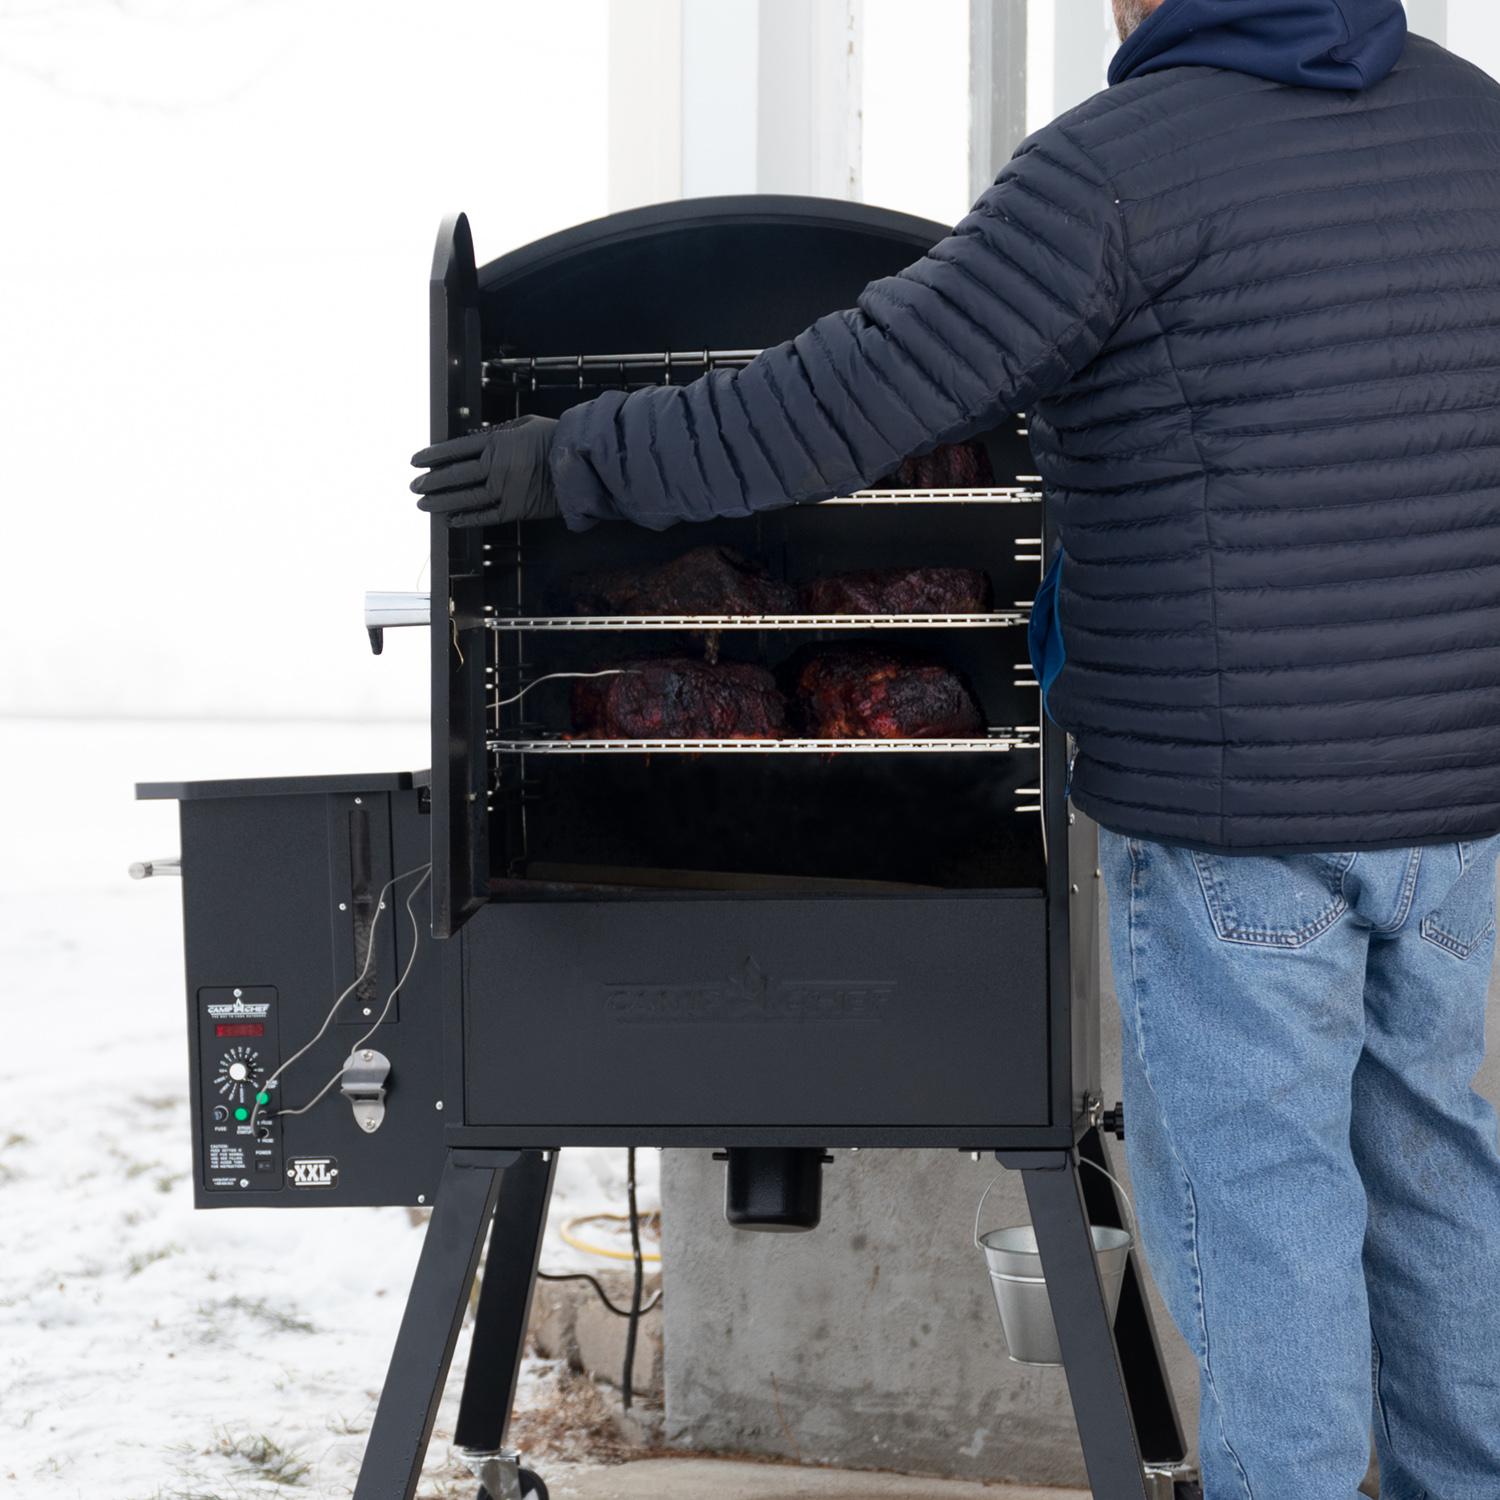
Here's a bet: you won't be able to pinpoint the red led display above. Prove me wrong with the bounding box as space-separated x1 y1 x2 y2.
215 1022 265 1038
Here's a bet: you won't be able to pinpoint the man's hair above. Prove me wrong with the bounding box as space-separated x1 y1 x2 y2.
1113 0 1162 43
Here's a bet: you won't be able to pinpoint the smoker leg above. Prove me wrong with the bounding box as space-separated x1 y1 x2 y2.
1076 1127 1191 1471
1003 1149 1149 1500
353 1149 520 1500
455 1149 558 1453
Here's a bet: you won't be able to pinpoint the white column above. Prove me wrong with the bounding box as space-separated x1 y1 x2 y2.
608 0 862 210
1406 0 1447 45
1052 0 1115 116
607 0 684 210
681 0 760 196
970 0 1029 200
755 0 863 199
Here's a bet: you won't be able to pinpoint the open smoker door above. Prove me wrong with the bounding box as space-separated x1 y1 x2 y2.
429 213 490 939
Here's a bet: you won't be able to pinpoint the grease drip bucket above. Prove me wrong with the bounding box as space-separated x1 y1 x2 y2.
974 1160 1135 1367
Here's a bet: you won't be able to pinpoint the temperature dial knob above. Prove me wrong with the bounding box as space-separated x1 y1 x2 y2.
214 1045 264 1107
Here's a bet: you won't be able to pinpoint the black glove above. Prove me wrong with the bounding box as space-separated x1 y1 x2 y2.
410 415 560 526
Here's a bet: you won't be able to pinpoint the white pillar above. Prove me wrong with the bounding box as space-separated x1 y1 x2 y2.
970 0 1029 199
607 0 685 210
1406 0 1447 45
757 0 863 199
1053 0 1115 116
681 0 760 196
608 0 862 211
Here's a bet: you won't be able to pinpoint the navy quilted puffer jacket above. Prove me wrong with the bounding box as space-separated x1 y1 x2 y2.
553 1 1500 854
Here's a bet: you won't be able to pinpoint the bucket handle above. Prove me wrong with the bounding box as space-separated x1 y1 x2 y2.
973 1155 1137 1251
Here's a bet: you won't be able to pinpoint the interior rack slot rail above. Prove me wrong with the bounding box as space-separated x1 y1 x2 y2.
487 347 760 375
487 729 1041 755
485 610 1029 632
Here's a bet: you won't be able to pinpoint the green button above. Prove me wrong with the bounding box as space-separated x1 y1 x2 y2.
234 1107 249 1122
255 1092 269 1106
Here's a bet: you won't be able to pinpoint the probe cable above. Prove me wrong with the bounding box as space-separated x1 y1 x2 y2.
249 861 431 1133
488 668 635 713
273 863 432 1122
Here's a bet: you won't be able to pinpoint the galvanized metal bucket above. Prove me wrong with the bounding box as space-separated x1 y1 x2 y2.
974 1159 1136 1367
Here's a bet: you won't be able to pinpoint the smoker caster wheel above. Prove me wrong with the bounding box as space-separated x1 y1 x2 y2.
476 1472 547 1500
1174 1484 1203 1500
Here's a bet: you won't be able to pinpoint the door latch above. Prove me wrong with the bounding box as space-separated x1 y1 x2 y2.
341 1049 391 1133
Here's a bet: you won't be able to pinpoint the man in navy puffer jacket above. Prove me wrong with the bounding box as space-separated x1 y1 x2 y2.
414 4 1500 1494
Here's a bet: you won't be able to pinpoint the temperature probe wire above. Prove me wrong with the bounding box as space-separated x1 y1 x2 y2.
249 861 431 1133
488 667 635 713
276 864 431 1121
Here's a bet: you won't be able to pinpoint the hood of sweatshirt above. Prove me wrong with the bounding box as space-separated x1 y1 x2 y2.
1108 0 1406 89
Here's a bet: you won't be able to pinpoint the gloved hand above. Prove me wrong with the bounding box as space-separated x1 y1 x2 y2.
410 415 560 526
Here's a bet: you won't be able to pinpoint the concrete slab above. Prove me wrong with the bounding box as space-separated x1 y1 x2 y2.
554 1457 1090 1500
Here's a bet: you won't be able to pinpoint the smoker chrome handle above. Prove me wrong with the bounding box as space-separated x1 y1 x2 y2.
365 591 431 655
129 856 181 880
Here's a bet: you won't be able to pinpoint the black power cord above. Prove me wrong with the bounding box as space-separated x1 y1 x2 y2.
534 1270 661 1320
621 1147 645 1410
532 1148 657 1410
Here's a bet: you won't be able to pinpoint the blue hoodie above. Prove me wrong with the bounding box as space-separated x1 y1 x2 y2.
1108 0 1406 90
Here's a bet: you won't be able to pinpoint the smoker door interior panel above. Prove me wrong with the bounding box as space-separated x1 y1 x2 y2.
461 895 1048 1133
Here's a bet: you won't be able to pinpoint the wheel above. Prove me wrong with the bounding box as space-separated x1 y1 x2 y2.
1174 1483 1204 1499
476 1472 547 1500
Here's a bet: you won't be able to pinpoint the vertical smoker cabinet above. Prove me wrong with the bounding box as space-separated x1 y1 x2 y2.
137 196 1197 1500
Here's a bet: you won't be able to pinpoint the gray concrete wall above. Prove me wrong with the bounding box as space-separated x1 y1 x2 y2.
658 881 1500 1487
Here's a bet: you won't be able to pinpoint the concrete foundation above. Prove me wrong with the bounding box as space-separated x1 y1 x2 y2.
532 1269 665 1400
658 879 1500 1487
555 1458 1088 1499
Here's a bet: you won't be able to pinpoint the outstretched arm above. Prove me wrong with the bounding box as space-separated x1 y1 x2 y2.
412 128 1126 530
552 131 1126 530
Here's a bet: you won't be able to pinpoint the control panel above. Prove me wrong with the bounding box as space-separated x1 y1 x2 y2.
197 985 282 1192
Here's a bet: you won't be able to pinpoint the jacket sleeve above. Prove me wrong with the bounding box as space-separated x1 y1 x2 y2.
550 127 1127 531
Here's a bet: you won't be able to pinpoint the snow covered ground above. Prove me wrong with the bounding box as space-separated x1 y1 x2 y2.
0 719 658 1500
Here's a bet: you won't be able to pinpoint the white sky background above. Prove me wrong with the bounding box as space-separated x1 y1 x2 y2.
0 0 611 724
4 0 1500 725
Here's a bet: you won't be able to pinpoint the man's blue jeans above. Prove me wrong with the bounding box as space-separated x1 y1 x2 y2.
1098 828 1500 1500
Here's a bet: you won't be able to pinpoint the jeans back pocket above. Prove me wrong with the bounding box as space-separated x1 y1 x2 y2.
1420 837 1500 960
1192 850 1356 949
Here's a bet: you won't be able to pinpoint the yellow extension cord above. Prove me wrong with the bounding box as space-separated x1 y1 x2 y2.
559 1211 663 1265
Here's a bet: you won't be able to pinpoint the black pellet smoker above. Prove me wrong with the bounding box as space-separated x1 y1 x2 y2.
136 199 1200 1500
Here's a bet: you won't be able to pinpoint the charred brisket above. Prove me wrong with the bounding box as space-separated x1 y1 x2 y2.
799 566 992 615
797 651 984 739
573 657 787 739
571 545 796 616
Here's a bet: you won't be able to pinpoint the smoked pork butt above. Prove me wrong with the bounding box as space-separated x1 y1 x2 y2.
799 566 992 615
796 651 984 738
573 658 787 739
571 545 796 616
892 440 994 489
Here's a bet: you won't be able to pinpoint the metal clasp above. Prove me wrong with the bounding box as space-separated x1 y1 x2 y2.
341 1049 391 1134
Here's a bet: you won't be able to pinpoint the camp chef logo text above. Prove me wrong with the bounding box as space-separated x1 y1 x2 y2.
289 1157 338 1188
206 997 271 1020
604 957 892 1024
